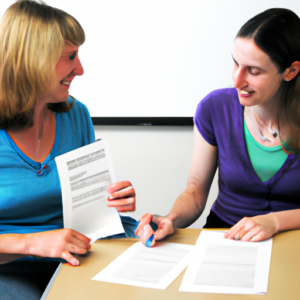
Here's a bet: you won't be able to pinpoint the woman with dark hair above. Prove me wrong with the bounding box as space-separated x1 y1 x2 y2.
136 8 300 246
0 0 136 298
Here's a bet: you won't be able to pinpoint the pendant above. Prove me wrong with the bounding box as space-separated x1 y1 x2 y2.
267 127 278 138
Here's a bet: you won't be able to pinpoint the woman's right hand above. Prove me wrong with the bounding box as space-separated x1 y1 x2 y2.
135 213 176 247
25 229 91 266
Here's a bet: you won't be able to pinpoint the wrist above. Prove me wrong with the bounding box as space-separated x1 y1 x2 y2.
269 212 279 234
165 213 178 230
21 233 35 255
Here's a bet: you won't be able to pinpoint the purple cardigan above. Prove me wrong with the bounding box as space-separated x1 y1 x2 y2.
194 88 300 225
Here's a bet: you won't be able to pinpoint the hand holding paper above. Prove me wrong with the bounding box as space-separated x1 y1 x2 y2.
107 181 136 212
55 140 125 244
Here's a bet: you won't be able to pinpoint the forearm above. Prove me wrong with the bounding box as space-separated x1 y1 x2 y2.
0 232 41 257
166 182 208 228
0 234 28 254
164 126 217 229
0 234 32 265
273 208 300 232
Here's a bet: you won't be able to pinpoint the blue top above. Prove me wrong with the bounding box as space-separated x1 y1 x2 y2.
194 88 300 225
0 98 136 239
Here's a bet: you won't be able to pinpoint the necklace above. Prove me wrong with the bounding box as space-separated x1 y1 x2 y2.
245 107 278 141
255 117 278 138
244 107 294 155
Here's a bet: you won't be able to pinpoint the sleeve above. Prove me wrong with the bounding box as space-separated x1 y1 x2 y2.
193 92 217 146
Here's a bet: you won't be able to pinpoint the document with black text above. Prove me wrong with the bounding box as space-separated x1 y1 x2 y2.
92 242 194 289
180 230 272 294
55 140 124 243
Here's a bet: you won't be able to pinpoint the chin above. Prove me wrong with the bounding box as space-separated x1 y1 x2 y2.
55 92 70 103
237 96 258 107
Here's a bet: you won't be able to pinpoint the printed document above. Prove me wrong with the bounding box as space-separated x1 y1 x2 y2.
92 242 194 289
180 230 272 294
55 140 124 243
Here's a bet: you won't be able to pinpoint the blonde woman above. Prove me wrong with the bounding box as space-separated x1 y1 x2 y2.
0 1 136 297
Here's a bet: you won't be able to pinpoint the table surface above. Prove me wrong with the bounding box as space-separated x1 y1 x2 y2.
46 229 300 300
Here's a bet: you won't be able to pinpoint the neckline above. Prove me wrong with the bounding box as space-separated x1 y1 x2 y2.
5 112 60 167
237 94 295 187
7 129 55 163
243 119 283 152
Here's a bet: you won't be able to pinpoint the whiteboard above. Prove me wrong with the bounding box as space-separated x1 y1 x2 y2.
1 0 299 120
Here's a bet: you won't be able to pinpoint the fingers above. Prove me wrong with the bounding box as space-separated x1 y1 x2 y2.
107 197 135 208
69 229 91 250
140 224 155 247
115 203 135 212
108 186 135 199
61 250 80 266
249 230 265 242
135 213 153 236
70 229 91 244
224 217 256 240
107 196 136 211
107 182 136 212
70 235 91 251
154 217 175 240
224 215 276 242
135 214 175 246
107 181 133 194
242 227 262 242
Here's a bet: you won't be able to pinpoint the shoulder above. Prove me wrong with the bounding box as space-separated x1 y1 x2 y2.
195 88 240 120
61 96 93 126
194 88 241 146
198 88 239 109
56 96 95 149
67 96 91 117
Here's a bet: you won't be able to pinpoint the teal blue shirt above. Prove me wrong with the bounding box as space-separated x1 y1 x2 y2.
0 98 95 234
0 98 136 243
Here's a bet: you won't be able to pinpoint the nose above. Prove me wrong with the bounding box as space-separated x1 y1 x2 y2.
232 65 247 89
74 54 84 76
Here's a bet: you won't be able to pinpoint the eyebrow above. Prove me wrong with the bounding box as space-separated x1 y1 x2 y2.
231 54 264 71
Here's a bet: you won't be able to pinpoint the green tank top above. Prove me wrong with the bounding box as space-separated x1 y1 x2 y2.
243 119 288 182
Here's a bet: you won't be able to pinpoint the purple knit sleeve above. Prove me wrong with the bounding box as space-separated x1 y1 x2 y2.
194 92 217 146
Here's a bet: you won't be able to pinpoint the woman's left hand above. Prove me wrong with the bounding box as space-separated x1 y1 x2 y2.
106 181 136 212
224 213 279 242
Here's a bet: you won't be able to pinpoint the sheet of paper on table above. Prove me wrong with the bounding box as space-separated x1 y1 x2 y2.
55 140 124 243
180 230 272 294
92 242 195 290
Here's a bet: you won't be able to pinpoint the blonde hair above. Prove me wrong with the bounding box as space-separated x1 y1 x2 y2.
0 0 85 129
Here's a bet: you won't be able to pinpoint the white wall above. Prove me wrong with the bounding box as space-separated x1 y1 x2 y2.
94 126 218 228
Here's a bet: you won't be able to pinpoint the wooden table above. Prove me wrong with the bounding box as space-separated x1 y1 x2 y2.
46 229 300 300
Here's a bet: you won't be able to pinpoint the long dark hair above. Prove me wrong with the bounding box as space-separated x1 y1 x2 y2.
237 8 300 151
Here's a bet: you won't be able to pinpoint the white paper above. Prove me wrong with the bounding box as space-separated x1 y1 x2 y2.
180 230 272 294
55 140 124 243
92 242 194 289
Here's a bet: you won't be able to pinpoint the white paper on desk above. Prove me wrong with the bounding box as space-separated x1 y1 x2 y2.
92 242 194 289
179 230 272 294
55 140 124 243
